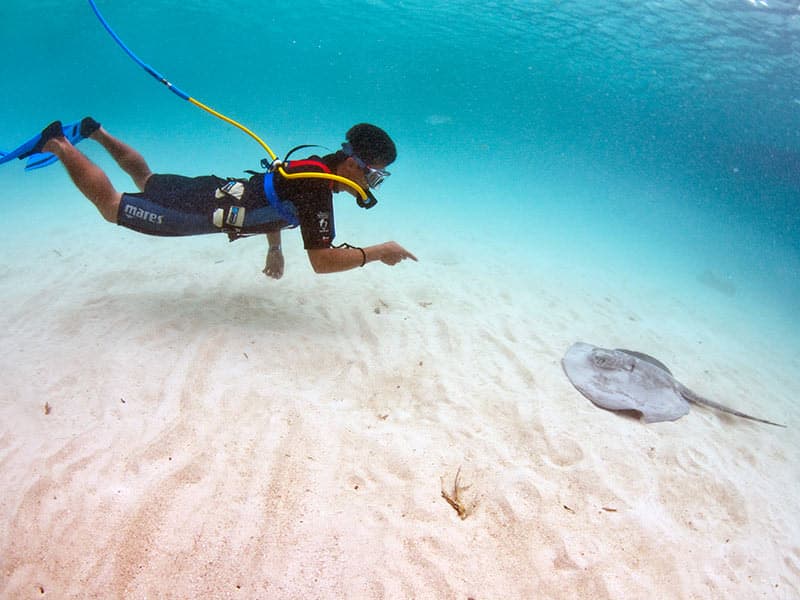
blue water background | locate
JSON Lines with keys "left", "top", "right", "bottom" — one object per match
{"left": 1, "top": 1, "right": 798, "bottom": 336}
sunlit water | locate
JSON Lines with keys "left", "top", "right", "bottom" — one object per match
{"left": 1, "top": 0, "right": 798, "bottom": 338}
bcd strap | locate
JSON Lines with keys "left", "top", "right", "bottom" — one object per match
{"left": 259, "top": 144, "right": 329, "bottom": 171}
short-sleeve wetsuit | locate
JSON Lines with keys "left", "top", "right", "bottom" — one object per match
{"left": 116, "top": 155, "right": 336, "bottom": 249}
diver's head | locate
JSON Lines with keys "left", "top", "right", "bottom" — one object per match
{"left": 339, "top": 123, "right": 395, "bottom": 191}
{"left": 345, "top": 123, "right": 396, "bottom": 167}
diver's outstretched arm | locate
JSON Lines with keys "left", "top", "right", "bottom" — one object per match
{"left": 306, "top": 241, "right": 417, "bottom": 274}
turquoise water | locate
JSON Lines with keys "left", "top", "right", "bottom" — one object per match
{"left": 1, "top": 1, "right": 798, "bottom": 333}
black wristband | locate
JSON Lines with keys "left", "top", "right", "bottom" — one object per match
{"left": 333, "top": 242, "right": 366, "bottom": 267}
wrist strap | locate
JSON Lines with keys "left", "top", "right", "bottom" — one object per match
{"left": 334, "top": 242, "right": 367, "bottom": 267}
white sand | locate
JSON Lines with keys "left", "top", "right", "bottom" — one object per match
{"left": 1, "top": 208, "right": 798, "bottom": 599}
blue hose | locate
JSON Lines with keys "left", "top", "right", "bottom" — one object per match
{"left": 85, "top": 0, "right": 373, "bottom": 201}
{"left": 87, "top": 0, "right": 190, "bottom": 100}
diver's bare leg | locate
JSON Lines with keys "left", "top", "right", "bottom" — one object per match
{"left": 87, "top": 127, "right": 152, "bottom": 192}
{"left": 42, "top": 136, "right": 121, "bottom": 223}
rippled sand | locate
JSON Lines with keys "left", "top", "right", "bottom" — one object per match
{"left": 1, "top": 220, "right": 797, "bottom": 599}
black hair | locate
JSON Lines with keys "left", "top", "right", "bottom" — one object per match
{"left": 346, "top": 123, "right": 397, "bottom": 166}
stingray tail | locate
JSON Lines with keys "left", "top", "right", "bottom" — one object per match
{"left": 681, "top": 390, "right": 786, "bottom": 428}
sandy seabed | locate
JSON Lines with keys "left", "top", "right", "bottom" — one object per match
{"left": 1, "top": 210, "right": 798, "bottom": 600}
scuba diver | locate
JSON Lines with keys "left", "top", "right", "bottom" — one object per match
{"left": 1, "top": 118, "right": 417, "bottom": 279}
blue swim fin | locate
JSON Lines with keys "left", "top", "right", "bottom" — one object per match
{"left": 0, "top": 148, "right": 49, "bottom": 170}
{"left": 1, "top": 119, "right": 91, "bottom": 171}
{"left": 24, "top": 120, "right": 91, "bottom": 171}
{"left": 0, "top": 133, "right": 46, "bottom": 167}
{"left": 24, "top": 152, "right": 61, "bottom": 171}
{"left": 21, "top": 120, "right": 86, "bottom": 171}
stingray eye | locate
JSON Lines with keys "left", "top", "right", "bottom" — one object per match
{"left": 590, "top": 350, "right": 614, "bottom": 368}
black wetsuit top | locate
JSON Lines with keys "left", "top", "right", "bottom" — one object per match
{"left": 257, "top": 154, "right": 335, "bottom": 249}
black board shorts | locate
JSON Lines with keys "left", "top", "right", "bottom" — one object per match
{"left": 117, "top": 174, "right": 226, "bottom": 236}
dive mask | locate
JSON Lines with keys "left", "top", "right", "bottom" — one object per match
{"left": 341, "top": 142, "right": 391, "bottom": 189}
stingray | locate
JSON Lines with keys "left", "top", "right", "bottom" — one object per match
{"left": 561, "top": 342, "right": 785, "bottom": 427}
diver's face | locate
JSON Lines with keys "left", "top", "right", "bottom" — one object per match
{"left": 336, "top": 156, "right": 373, "bottom": 197}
